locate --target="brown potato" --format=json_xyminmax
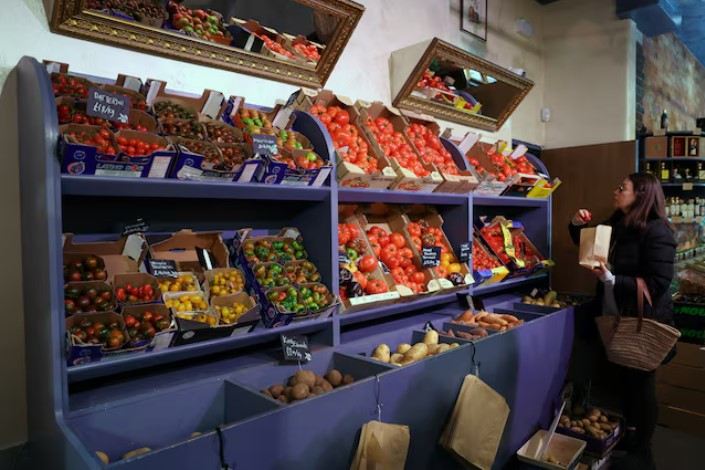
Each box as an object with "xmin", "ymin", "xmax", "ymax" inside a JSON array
[
  {"xmin": 269, "ymin": 384, "xmax": 284, "ymax": 398},
  {"xmin": 283, "ymin": 386, "xmax": 293, "ymax": 399},
  {"xmin": 343, "ymin": 374, "xmax": 354, "ymax": 385},
  {"xmin": 321, "ymin": 380, "xmax": 333, "ymax": 392},
  {"xmin": 423, "ymin": 330, "xmax": 439, "ymax": 345},
  {"xmin": 122, "ymin": 448, "xmax": 151, "ymax": 460},
  {"xmin": 292, "ymin": 383, "xmax": 310, "ymax": 400},
  {"xmin": 261, "ymin": 389, "xmax": 273, "ymax": 398},
  {"xmin": 589, "ymin": 415, "xmax": 599, "ymax": 422},
  {"xmin": 570, "ymin": 426, "xmax": 585, "ymax": 434},
  {"xmin": 390, "ymin": 353, "xmax": 403, "ymax": 364},
  {"xmin": 312, "ymin": 385, "xmax": 325, "ymax": 395},
  {"xmin": 277, "ymin": 394, "xmax": 289, "ymax": 404},
  {"xmin": 372, "ymin": 344, "xmax": 391, "ymax": 362},
  {"xmin": 95, "ymin": 451, "xmax": 109, "ymax": 464},
  {"xmin": 325, "ymin": 370, "xmax": 343, "ymax": 387},
  {"xmin": 294, "ymin": 370, "xmax": 316, "ymax": 388},
  {"xmin": 600, "ymin": 415, "xmax": 608, "ymax": 423},
  {"xmin": 397, "ymin": 343, "xmax": 412, "ymax": 354},
  {"xmin": 315, "ymin": 375, "xmax": 326, "ymax": 387},
  {"xmin": 581, "ymin": 418, "xmax": 591, "ymax": 427}
]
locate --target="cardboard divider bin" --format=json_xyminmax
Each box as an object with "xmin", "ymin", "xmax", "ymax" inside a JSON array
[
  {"xmin": 100, "ymin": 83, "xmax": 149, "ymax": 112},
  {"xmin": 62, "ymin": 251, "xmax": 110, "ymax": 283},
  {"xmin": 470, "ymin": 235, "xmax": 509, "ymax": 286},
  {"xmin": 556, "ymin": 413, "xmax": 623, "ymax": 456},
  {"xmin": 257, "ymin": 148, "xmax": 332, "ymax": 187},
  {"xmin": 355, "ymin": 207, "xmax": 441, "ymax": 299},
  {"xmin": 200, "ymin": 116, "xmax": 245, "ymax": 144},
  {"xmin": 226, "ymin": 17, "xmax": 266, "ymax": 53},
  {"xmin": 210, "ymin": 292, "xmax": 261, "ymax": 329},
  {"xmin": 202, "ymin": 267, "xmax": 247, "ymax": 299},
  {"xmin": 159, "ymin": 118, "xmax": 208, "ymax": 140},
  {"xmin": 356, "ymin": 100, "xmax": 443, "ymax": 192},
  {"xmin": 113, "ymin": 272, "xmax": 163, "ymax": 306},
  {"xmin": 112, "ymin": 109, "xmax": 159, "ymax": 132},
  {"xmin": 63, "ymin": 233, "xmax": 148, "ymax": 279},
  {"xmin": 439, "ymin": 322, "xmax": 500, "ymax": 342},
  {"xmin": 65, "ymin": 380, "xmax": 279, "ymax": 467},
  {"xmin": 149, "ymin": 230, "xmax": 230, "ymax": 274},
  {"xmin": 65, "ymin": 311, "xmax": 129, "ymax": 366},
  {"xmin": 284, "ymin": 34, "xmax": 325, "ymax": 64},
  {"xmin": 213, "ymin": 143, "xmax": 263, "ymax": 183},
  {"xmin": 361, "ymin": 328, "xmax": 465, "ymax": 368},
  {"xmin": 121, "ymin": 303, "xmax": 177, "ymax": 351},
  {"xmin": 64, "ymin": 280, "xmax": 118, "ymax": 314},
  {"xmin": 145, "ymin": 80, "xmax": 225, "ymax": 121},
  {"xmin": 401, "ymin": 209, "xmax": 474, "ymax": 292}
]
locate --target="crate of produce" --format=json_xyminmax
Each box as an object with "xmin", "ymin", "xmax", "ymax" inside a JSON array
[
  {"xmin": 59, "ymin": 124, "xmax": 176, "ymax": 178},
  {"xmin": 357, "ymin": 100, "xmax": 443, "ymax": 192},
  {"xmin": 257, "ymin": 148, "xmax": 332, "ymax": 187},
  {"xmin": 556, "ymin": 406, "xmax": 623, "ymax": 456},
  {"xmin": 337, "ymin": 214, "xmax": 403, "ymax": 312},
  {"xmin": 515, "ymin": 291, "xmax": 593, "ymax": 315},
  {"xmin": 149, "ymin": 230, "xmax": 230, "ymax": 273},
  {"xmin": 470, "ymin": 235, "xmax": 509, "ymax": 285},
  {"xmin": 437, "ymin": 322, "xmax": 499, "ymax": 343},
  {"xmin": 291, "ymin": 89, "xmax": 398, "ymax": 190},
  {"xmin": 65, "ymin": 312, "xmax": 129, "ymax": 366},
  {"xmin": 63, "ymin": 233, "xmax": 149, "ymax": 279},
  {"xmin": 367, "ymin": 329, "xmax": 463, "ymax": 367},
  {"xmin": 113, "ymin": 272, "xmax": 162, "ymax": 306},
  {"xmin": 202, "ymin": 267, "xmax": 247, "ymax": 299},
  {"xmin": 121, "ymin": 304, "xmax": 177, "ymax": 351},
  {"xmin": 516, "ymin": 429, "xmax": 586, "ymax": 470},
  {"xmin": 155, "ymin": 272, "xmax": 201, "ymax": 295},
  {"xmin": 285, "ymin": 34, "xmax": 324, "ymax": 65},
  {"xmin": 402, "ymin": 208, "xmax": 474, "ymax": 291},
  {"xmin": 402, "ymin": 111, "xmax": 479, "ymax": 194},
  {"xmin": 145, "ymin": 80, "xmax": 225, "ymax": 121},
  {"xmin": 448, "ymin": 309, "xmax": 541, "ymax": 332},
  {"xmin": 210, "ymin": 291, "xmax": 260, "ymax": 329},
  {"xmin": 63, "ymin": 281, "xmax": 117, "ymax": 316}
]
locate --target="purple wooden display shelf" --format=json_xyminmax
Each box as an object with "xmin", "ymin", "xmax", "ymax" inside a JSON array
[
  {"xmin": 473, "ymin": 194, "xmax": 549, "ymax": 206},
  {"xmin": 61, "ymin": 175, "xmax": 331, "ymax": 201},
  {"xmin": 472, "ymin": 273, "xmax": 549, "ymax": 296},
  {"xmin": 67, "ymin": 316, "xmax": 335, "ymax": 383},
  {"xmin": 338, "ymin": 290, "xmax": 467, "ymax": 327},
  {"xmin": 339, "ymin": 187, "xmax": 468, "ymax": 204}
]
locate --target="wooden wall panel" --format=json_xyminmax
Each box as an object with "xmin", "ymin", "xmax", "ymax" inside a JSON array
[{"xmin": 543, "ymin": 141, "xmax": 637, "ymax": 294}]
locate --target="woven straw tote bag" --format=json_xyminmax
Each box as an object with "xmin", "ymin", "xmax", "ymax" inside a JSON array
[{"xmin": 595, "ymin": 278, "xmax": 680, "ymax": 371}]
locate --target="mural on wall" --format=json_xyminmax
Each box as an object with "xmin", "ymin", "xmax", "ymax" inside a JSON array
[
  {"xmin": 461, "ymin": 0, "xmax": 487, "ymax": 41},
  {"xmin": 641, "ymin": 33, "xmax": 705, "ymax": 132}
]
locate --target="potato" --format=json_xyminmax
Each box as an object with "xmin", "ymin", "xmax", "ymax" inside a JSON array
[
  {"xmin": 269, "ymin": 384, "xmax": 284, "ymax": 398},
  {"xmin": 321, "ymin": 380, "xmax": 333, "ymax": 392},
  {"xmin": 570, "ymin": 420, "xmax": 578, "ymax": 428},
  {"xmin": 449, "ymin": 343, "xmax": 459, "ymax": 349},
  {"xmin": 122, "ymin": 448, "xmax": 151, "ymax": 460},
  {"xmin": 581, "ymin": 418, "xmax": 591, "ymax": 427},
  {"xmin": 95, "ymin": 451, "xmax": 109, "ymax": 464},
  {"xmin": 315, "ymin": 375, "xmax": 326, "ymax": 387},
  {"xmin": 404, "ymin": 343, "xmax": 428, "ymax": 361},
  {"xmin": 343, "ymin": 374, "xmax": 354, "ymax": 385},
  {"xmin": 599, "ymin": 423, "xmax": 612, "ymax": 432},
  {"xmin": 608, "ymin": 422, "xmax": 619, "ymax": 430},
  {"xmin": 283, "ymin": 386, "xmax": 293, "ymax": 399},
  {"xmin": 600, "ymin": 415, "xmax": 608, "ymax": 423},
  {"xmin": 397, "ymin": 343, "xmax": 412, "ymax": 354},
  {"xmin": 399, "ymin": 357, "xmax": 416, "ymax": 366},
  {"xmin": 437, "ymin": 344, "xmax": 451, "ymax": 354},
  {"xmin": 423, "ymin": 330, "xmax": 439, "ymax": 345},
  {"xmin": 570, "ymin": 426, "xmax": 585, "ymax": 434},
  {"xmin": 294, "ymin": 370, "xmax": 316, "ymax": 388},
  {"xmin": 261, "ymin": 389, "xmax": 273, "ymax": 398},
  {"xmin": 277, "ymin": 394, "xmax": 289, "ymax": 404},
  {"xmin": 190, "ymin": 432, "xmax": 202, "ymax": 438},
  {"xmin": 312, "ymin": 385, "xmax": 325, "ymax": 395},
  {"xmin": 390, "ymin": 353, "xmax": 403, "ymax": 364},
  {"xmin": 292, "ymin": 383, "xmax": 310, "ymax": 400},
  {"xmin": 325, "ymin": 370, "xmax": 342, "ymax": 387},
  {"xmin": 427, "ymin": 344, "xmax": 441, "ymax": 356},
  {"xmin": 372, "ymin": 344, "xmax": 391, "ymax": 362},
  {"xmin": 589, "ymin": 415, "xmax": 599, "ymax": 422}
]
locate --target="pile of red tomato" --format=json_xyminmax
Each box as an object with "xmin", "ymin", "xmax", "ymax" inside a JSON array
[
  {"xmin": 116, "ymin": 282, "xmax": 158, "ymax": 303},
  {"xmin": 294, "ymin": 43, "xmax": 321, "ymax": 62},
  {"xmin": 417, "ymin": 69, "xmax": 451, "ymax": 93},
  {"xmin": 366, "ymin": 226, "xmax": 427, "ymax": 294},
  {"xmin": 117, "ymin": 136, "xmax": 166, "ymax": 157},
  {"xmin": 310, "ymin": 104, "xmax": 379, "ymax": 174},
  {"xmin": 480, "ymin": 226, "xmax": 540, "ymax": 268},
  {"xmin": 406, "ymin": 123, "xmax": 459, "ymax": 175},
  {"xmin": 65, "ymin": 128, "xmax": 118, "ymax": 155},
  {"xmin": 338, "ymin": 223, "xmax": 389, "ymax": 303},
  {"xmin": 472, "ymin": 242, "xmax": 501, "ymax": 271},
  {"xmin": 467, "ymin": 150, "xmax": 537, "ymax": 183},
  {"xmin": 366, "ymin": 116, "xmax": 428, "ymax": 177},
  {"xmin": 52, "ymin": 74, "xmax": 90, "ymax": 99},
  {"xmin": 257, "ymin": 34, "xmax": 296, "ymax": 59}
]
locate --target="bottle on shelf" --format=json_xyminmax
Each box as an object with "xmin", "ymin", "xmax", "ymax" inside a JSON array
[
  {"xmin": 685, "ymin": 167, "xmax": 693, "ymax": 182},
  {"xmin": 661, "ymin": 109, "xmax": 668, "ymax": 130},
  {"xmin": 698, "ymin": 163, "xmax": 705, "ymax": 181},
  {"xmin": 673, "ymin": 166, "xmax": 682, "ymax": 181},
  {"xmin": 645, "ymin": 162, "xmax": 654, "ymax": 177},
  {"xmin": 659, "ymin": 162, "xmax": 670, "ymax": 182}
]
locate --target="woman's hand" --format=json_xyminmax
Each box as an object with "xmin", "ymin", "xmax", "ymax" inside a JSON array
[
  {"xmin": 571, "ymin": 209, "xmax": 592, "ymax": 226},
  {"xmin": 592, "ymin": 262, "xmax": 610, "ymax": 279}
]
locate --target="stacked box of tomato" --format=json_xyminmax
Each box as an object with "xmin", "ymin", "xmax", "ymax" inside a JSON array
[
  {"xmin": 298, "ymin": 89, "xmax": 397, "ymax": 189},
  {"xmin": 403, "ymin": 113, "xmax": 479, "ymax": 194},
  {"xmin": 471, "ymin": 235, "xmax": 509, "ymax": 285},
  {"xmin": 233, "ymin": 228, "xmax": 339, "ymax": 327},
  {"xmin": 476, "ymin": 216, "xmax": 553, "ymax": 279},
  {"xmin": 357, "ymin": 101, "xmax": 443, "ymax": 192},
  {"xmin": 402, "ymin": 209, "xmax": 474, "ymax": 292}
]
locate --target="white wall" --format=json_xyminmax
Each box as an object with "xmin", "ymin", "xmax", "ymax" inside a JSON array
[
  {"xmin": 542, "ymin": 0, "xmax": 637, "ymax": 149},
  {"xmin": 0, "ymin": 0, "xmax": 550, "ymax": 450}
]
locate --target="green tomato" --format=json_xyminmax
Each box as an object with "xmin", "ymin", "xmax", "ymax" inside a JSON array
[
  {"xmin": 306, "ymin": 152, "xmax": 317, "ymax": 162},
  {"xmin": 254, "ymin": 118, "xmax": 263, "ymax": 127},
  {"xmin": 243, "ymin": 118, "xmax": 254, "ymax": 126},
  {"xmin": 178, "ymin": 18, "xmax": 190, "ymax": 26},
  {"xmin": 207, "ymin": 15, "xmax": 218, "ymax": 24},
  {"xmin": 346, "ymin": 248, "xmax": 358, "ymax": 261},
  {"xmin": 295, "ymin": 142, "xmax": 303, "ymax": 150},
  {"xmin": 185, "ymin": 26, "xmax": 194, "ymax": 33}
]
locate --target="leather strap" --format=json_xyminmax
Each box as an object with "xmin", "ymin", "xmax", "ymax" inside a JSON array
[{"xmin": 636, "ymin": 277, "xmax": 653, "ymax": 332}]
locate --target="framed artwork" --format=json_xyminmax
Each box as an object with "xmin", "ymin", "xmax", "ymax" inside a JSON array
[{"xmin": 461, "ymin": 0, "xmax": 487, "ymax": 41}]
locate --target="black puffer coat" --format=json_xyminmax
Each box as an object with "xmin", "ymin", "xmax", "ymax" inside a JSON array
[{"xmin": 569, "ymin": 211, "xmax": 676, "ymax": 325}]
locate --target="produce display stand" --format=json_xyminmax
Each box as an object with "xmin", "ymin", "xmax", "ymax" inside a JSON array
[{"xmin": 17, "ymin": 56, "xmax": 572, "ymax": 469}]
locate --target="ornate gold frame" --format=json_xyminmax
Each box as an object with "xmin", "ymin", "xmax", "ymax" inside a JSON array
[
  {"xmin": 50, "ymin": 0, "xmax": 364, "ymax": 88},
  {"xmin": 392, "ymin": 38, "xmax": 533, "ymax": 132}
]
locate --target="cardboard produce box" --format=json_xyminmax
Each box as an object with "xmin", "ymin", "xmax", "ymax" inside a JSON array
[
  {"xmin": 121, "ymin": 303, "xmax": 177, "ymax": 351},
  {"xmin": 65, "ymin": 312, "xmax": 129, "ymax": 366},
  {"xmin": 144, "ymin": 80, "xmax": 226, "ymax": 121},
  {"xmin": 356, "ymin": 100, "xmax": 442, "ymax": 192},
  {"xmin": 63, "ymin": 233, "xmax": 148, "ymax": 280},
  {"xmin": 149, "ymin": 230, "xmax": 230, "ymax": 273}
]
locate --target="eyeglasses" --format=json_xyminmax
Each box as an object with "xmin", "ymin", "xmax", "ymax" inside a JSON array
[{"xmin": 617, "ymin": 184, "xmax": 629, "ymax": 192}]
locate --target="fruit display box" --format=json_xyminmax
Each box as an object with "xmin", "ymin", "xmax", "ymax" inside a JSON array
[
  {"xmin": 511, "ymin": 292, "xmax": 593, "ymax": 315},
  {"xmin": 464, "ymin": 140, "xmax": 516, "ymax": 196},
  {"xmin": 291, "ymin": 88, "xmax": 398, "ymax": 190},
  {"xmin": 168, "ymin": 138, "xmax": 262, "ymax": 183},
  {"xmin": 471, "ymin": 235, "xmax": 509, "ymax": 286},
  {"xmin": 285, "ymin": 34, "xmax": 325, "ymax": 64},
  {"xmin": 476, "ymin": 216, "xmax": 552, "ymax": 279},
  {"xmin": 556, "ymin": 411, "xmax": 623, "ymax": 456},
  {"xmin": 65, "ymin": 311, "xmax": 129, "ymax": 366},
  {"xmin": 144, "ymin": 80, "xmax": 226, "ymax": 121},
  {"xmin": 256, "ymin": 149, "xmax": 332, "ymax": 187},
  {"xmin": 400, "ymin": 207, "xmax": 474, "ymax": 292},
  {"xmin": 338, "ymin": 210, "xmax": 404, "ymax": 312},
  {"xmin": 63, "ymin": 280, "xmax": 118, "ymax": 315},
  {"xmin": 232, "ymin": 228, "xmax": 337, "ymax": 327},
  {"xmin": 401, "ymin": 111, "xmax": 479, "ymax": 194},
  {"xmin": 149, "ymin": 230, "xmax": 231, "ymax": 274},
  {"xmin": 357, "ymin": 100, "xmax": 443, "ymax": 192},
  {"xmin": 113, "ymin": 272, "xmax": 162, "ymax": 306},
  {"xmin": 355, "ymin": 207, "xmax": 442, "ymax": 298},
  {"xmin": 59, "ymin": 124, "xmax": 176, "ymax": 178},
  {"xmin": 227, "ymin": 19, "xmax": 302, "ymax": 65},
  {"xmin": 209, "ymin": 292, "xmax": 261, "ymax": 331},
  {"xmin": 121, "ymin": 303, "xmax": 177, "ymax": 351}
]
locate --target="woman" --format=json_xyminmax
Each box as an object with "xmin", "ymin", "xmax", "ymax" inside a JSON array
[{"xmin": 569, "ymin": 173, "xmax": 676, "ymax": 470}]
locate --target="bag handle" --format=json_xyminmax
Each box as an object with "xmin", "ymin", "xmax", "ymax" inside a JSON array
[{"xmin": 635, "ymin": 277, "xmax": 653, "ymax": 332}]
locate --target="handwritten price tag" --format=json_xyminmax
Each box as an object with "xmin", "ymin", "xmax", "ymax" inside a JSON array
[
  {"xmin": 280, "ymin": 334, "xmax": 312, "ymax": 362},
  {"xmin": 87, "ymin": 87, "xmax": 130, "ymax": 123}
]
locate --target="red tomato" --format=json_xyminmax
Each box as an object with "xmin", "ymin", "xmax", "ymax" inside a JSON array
[
  {"xmin": 347, "ymin": 224, "xmax": 360, "ymax": 240},
  {"xmin": 365, "ymin": 279, "xmax": 388, "ymax": 294},
  {"xmin": 358, "ymin": 255, "xmax": 377, "ymax": 273},
  {"xmin": 368, "ymin": 226, "xmax": 386, "ymax": 238},
  {"xmin": 407, "ymin": 222, "xmax": 422, "ymax": 237},
  {"xmin": 411, "ymin": 272, "xmax": 425, "ymax": 284},
  {"xmin": 404, "ymin": 265, "xmax": 417, "ymax": 276},
  {"xmin": 377, "ymin": 233, "xmax": 390, "ymax": 247},
  {"xmin": 389, "ymin": 233, "xmax": 406, "ymax": 248},
  {"xmin": 353, "ymin": 271, "xmax": 368, "ymax": 289},
  {"xmin": 338, "ymin": 224, "xmax": 350, "ymax": 245}
]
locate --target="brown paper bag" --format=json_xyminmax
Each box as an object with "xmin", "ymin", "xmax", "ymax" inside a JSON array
[
  {"xmin": 579, "ymin": 225, "xmax": 612, "ymax": 270},
  {"xmin": 441, "ymin": 374, "xmax": 510, "ymax": 470},
  {"xmin": 351, "ymin": 420, "xmax": 410, "ymax": 470}
]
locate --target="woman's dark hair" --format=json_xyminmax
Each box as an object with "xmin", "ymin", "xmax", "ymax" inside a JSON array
[{"xmin": 623, "ymin": 172, "xmax": 675, "ymax": 232}]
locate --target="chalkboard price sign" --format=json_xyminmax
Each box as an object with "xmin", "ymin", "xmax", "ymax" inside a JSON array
[
  {"xmin": 280, "ymin": 334, "xmax": 312, "ymax": 362},
  {"xmin": 87, "ymin": 87, "xmax": 130, "ymax": 123},
  {"xmin": 252, "ymin": 134, "xmax": 278, "ymax": 157},
  {"xmin": 458, "ymin": 242, "xmax": 471, "ymax": 262},
  {"xmin": 422, "ymin": 246, "xmax": 441, "ymax": 267},
  {"xmin": 148, "ymin": 259, "xmax": 179, "ymax": 279}
]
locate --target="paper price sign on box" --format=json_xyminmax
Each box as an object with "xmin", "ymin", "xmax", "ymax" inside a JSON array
[
  {"xmin": 422, "ymin": 246, "xmax": 441, "ymax": 267},
  {"xmin": 148, "ymin": 259, "xmax": 178, "ymax": 279},
  {"xmin": 87, "ymin": 87, "xmax": 131, "ymax": 123},
  {"xmin": 280, "ymin": 334, "xmax": 312, "ymax": 362}
]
